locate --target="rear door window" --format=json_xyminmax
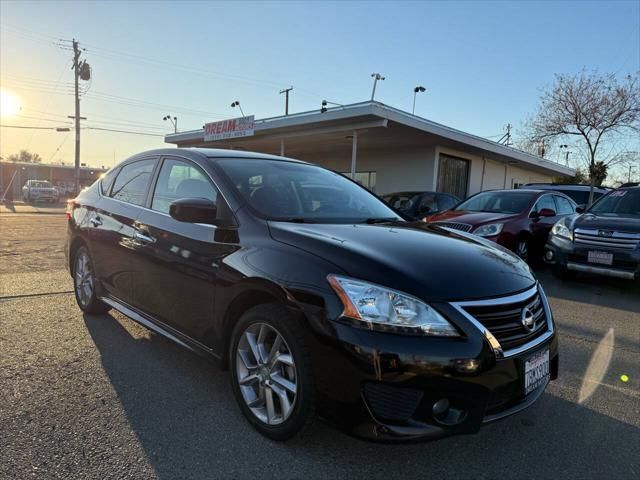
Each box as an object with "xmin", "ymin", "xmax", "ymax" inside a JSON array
[
  {"xmin": 110, "ymin": 159, "xmax": 156, "ymax": 206},
  {"xmin": 100, "ymin": 167, "xmax": 119, "ymax": 196}
]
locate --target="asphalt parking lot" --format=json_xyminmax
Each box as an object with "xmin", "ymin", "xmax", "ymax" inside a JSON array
[{"xmin": 1, "ymin": 213, "xmax": 638, "ymax": 480}]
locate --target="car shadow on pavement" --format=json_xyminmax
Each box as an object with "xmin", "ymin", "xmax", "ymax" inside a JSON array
[
  {"xmin": 84, "ymin": 313, "xmax": 639, "ymax": 480},
  {"xmin": 533, "ymin": 266, "xmax": 640, "ymax": 313}
]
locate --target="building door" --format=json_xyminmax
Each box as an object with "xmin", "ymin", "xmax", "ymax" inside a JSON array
[{"xmin": 437, "ymin": 154, "xmax": 470, "ymax": 199}]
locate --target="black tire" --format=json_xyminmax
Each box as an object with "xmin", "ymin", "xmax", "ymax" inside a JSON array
[
  {"xmin": 229, "ymin": 303, "xmax": 316, "ymax": 441},
  {"xmin": 73, "ymin": 245, "xmax": 110, "ymax": 314}
]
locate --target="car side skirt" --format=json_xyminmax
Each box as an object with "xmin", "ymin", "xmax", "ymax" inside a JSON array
[{"xmin": 100, "ymin": 295, "xmax": 221, "ymax": 361}]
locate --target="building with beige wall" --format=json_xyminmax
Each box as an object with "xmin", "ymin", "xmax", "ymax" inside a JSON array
[{"xmin": 165, "ymin": 101, "xmax": 573, "ymax": 198}]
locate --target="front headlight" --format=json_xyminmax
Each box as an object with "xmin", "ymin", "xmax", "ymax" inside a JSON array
[
  {"xmin": 327, "ymin": 275, "xmax": 459, "ymax": 336},
  {"xmin": 551, "ymin": 218, "xmax": 573, "ymax": 240},
  {"xmin": 473, "ymin": 223, "xmax": 504, "ymax": 237}
]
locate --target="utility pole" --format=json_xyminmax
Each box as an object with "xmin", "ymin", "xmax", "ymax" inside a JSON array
[
  {"xmin": 73, "ymin": 39, "xmax": 81, "ymax": 195},
  {"xmin": 498, "ymin": 123, "xmax": 512, "ymax": 146},
  {"xmin": 280, "ymin": 86, "xmax": 293, "ymax": 115}
]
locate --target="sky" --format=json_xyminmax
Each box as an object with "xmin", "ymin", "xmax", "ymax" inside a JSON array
[{"xmin": 1, "ymin": 0, "xmax": 639, "ymax": 173}]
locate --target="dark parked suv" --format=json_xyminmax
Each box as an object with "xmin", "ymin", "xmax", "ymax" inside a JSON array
[
  {"xmin": 66, "ymin": 148, "xmax": 558, "ymax": 441},
  {"xmin": 545, "ymin": 185, "xmax": 640, "ymax": 280}
]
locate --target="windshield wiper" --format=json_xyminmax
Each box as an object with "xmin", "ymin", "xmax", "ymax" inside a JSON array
[
  {"xmin": 279, "ymin": 217, "xmax": 316, "ymax": 223},
  {"xmin": 362, "ymin": 217, "xmax": 399, "ymax": 224}
]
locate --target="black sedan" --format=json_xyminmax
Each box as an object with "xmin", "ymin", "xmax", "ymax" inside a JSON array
[
  {"xmin": 65, "ymin": 148, "xmax": 557, "ymax": 442},
  {"xmin": 382, "ymin": 191, "xmax": 460, "ymax": 220}
]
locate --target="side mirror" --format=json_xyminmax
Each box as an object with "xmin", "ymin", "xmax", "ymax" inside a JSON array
[
  {"xmin": 576, "ymin": 204, "xmax": 586, "ymax": 213},
  {"xmin": 538, "ymin": 208, "xmax": 556, "ymax": 218},
  {"xmin": 169, "ymin": 197, "xmax": 218, "ymax": 224}
]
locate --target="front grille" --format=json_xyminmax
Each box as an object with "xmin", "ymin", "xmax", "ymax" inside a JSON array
[
  {"xmin": 432, "ymin": 222, "xmax": 473, "ymax": 233},
  {"xmin": 458, "ymin": 287, "xmax": 548, "ymax": 351},
  {"xmin": 574, "ymin": 228, "xmax": 640, "ymax": 250},
  {"xmin": 363, "ymin": 383, "xmax": 423, "ymax": 421}
]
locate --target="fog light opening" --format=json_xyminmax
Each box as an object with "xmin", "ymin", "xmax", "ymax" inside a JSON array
[{"xmin": 432, "ymin": 398, "xmax": 466, "ymax": 426}]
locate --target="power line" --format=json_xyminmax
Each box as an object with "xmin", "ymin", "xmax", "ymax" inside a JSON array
[
  {"xmin": 82, "ymin": 126, "xmax": 166, "ymax": 137},
  {"xmin": 0, "ymin": 125, "xmax": 65, "ymax": 130}
]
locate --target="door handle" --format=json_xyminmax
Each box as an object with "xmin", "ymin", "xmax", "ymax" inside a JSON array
[
  {"xmin": 133, "ymin": 229, "xmax": 155, "ymax": 244},
  {"xmin": 90, "ymin": 216, "xmax": 102, "ymax": 227}
]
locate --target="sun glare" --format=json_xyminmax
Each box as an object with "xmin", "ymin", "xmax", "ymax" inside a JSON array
[{"xmin": 0, "ymin": 89, "xmax": 22, "ymax": 117}]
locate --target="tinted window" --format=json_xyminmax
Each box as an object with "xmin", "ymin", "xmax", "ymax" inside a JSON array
[
  {"xmin": 216, "ymin": 158, "xmax": 399, "ymax": 223},
  {"xmin": 534, "ymin": 195, "xmax": 557, "ymax": 214},
  {"xmin": 437, "ymin": 194, "xmax": 458, "ymax": 211},
  {"xmin": 382, "ymin": 193, "xmax": 420, "ymax": 213},
  {"xmin": 418, "ymin": 194, "xmax": 439, "ymax": 213},
  {"xmin": 554, "ymin": 195, "xmax": 575, "ymax": 215},
  {"xmin": 455, "ymin": 191, "xmax": 535, "ymax": 214},
  {"xmin": 110, "ymin": 159, "xmax": 155, "ymax": 206},
  {"xmin": 100, "ymin": 168, "xmax": 119, "ymax": 195},
  {"xmin": 152, "ymin": 159, "xmax": 218, "ymax": 214},
  {"xmin": 589, "ymin": 189, "xmax": 640, "ymax": 217}
]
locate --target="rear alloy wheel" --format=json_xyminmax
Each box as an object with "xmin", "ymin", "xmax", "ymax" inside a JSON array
[
  {"xmin": 73, "ymin": 246, "xmax": 110, "ymax": 314},
  {"xmin": 230, "ymin": 304, "xmax": 315, "ymax": 440}
]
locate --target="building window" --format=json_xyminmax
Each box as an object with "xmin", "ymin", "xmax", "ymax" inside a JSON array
[
  {"xmin": 340, "ymin": 171, "xmax": 377, "ymax": 191},
  {"xmin": 437, "ymin": 154, "xmax": 469, "ymax": 199}
]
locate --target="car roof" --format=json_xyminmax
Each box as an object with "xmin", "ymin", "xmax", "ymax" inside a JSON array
[
  {"xmin": 124, "ymin": 147, "xmax": 308, "ymax": 165},
  {"xmin": 384, "ymin": 191, "xmax": 448, "ymax": 196},
  {"xmin": 521, "ymin": 183, "xmax": 609, "ymax": 191}
]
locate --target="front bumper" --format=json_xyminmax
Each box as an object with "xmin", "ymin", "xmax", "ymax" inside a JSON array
[
  {"xmin": 545, "ymin": 235, "xmax": 640, "ymax": 280},
  {"xmin": 311, "ymin": 288, "xmax": 558, "ymax": 442}
]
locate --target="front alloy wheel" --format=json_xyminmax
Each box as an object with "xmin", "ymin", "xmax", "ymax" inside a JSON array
[
  {"xmin": 516, "ymin": 239, "xmax": 529, "ymax": 262},
  {"xmin": 236, "ymin": 323, "xmax": 297, "ymax": 425},
  {"xmin": 230, "ymin": 304, "xmax": 315, "ymax": 440}
]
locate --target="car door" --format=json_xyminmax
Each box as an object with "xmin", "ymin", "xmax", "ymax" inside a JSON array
[
  {"xmin": 530, "ymin": 194, "xmax": 559, "ymax": 248},
  {"xmin": 89, "ymin": 157, "xmax": 157, "ymax": 306},
  {"xmin": 132, "ymin": 156, "xmax": 235, "ymax": 341}
]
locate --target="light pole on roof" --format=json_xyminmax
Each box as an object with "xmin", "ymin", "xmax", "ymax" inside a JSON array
[
  {"xmin": 370, "ymin": 73, "xmax": 385, "ymax": 101},
  {"xmin": 231, "ymin": 101, "xmax": 245, "ymax": 117},
  {"xmin": 412, "ymin": 86, "xmax": 426, "ymax": 114}
]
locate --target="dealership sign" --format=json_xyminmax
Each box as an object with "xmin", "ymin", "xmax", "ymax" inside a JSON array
[{"xmin": 204, "ymin": 115, "xmax": 255, "ymax": 142}]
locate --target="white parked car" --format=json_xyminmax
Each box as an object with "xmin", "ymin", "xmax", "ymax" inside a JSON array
[{"xmin": 22, "ymin": 180, "xmax": 59, "ymax": 203}]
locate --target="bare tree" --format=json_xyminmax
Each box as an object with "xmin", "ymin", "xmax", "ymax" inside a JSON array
[
  {"xmin": 526, "ymin": 71, "xmax": 640, "ymax": 204},
  {"xmin": 8, "ymin": 150, "xmax": 43, "ymax": 164}
]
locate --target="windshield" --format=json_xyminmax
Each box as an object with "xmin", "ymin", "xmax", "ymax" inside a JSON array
[
  {"xmin": 216, "ymin": 158, "xmax": 401, "ymax": 223},
  {"xmin": 455, "ymin": 191, "xmax": 535, "ymax": 214},
  {"xmin": 382, "ymin": 193, "xmax": 421, "ymax": 213},
  {"xmin": 588, "ymin": 189, "xmax": 640, "ymax": 217},
  {"xmin": 31, "ymin": 181, "xmax": 53, "ymax": 188}
]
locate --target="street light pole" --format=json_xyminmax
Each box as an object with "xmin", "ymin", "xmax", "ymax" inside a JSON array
[
  {"xmin": 280, "ymin": 86, "xmax": 293, "ymax": 115},
  {"xmin": 370, "ymin": 73, "xmax": 385, "ymax": 101},
  {"xmin": 163, "ymin": 115, "xmax": 178, "ymax": 133},
  {"xmin": 412, "ymin": 86, "xmax": 426, "ymax": 114},
  {"xmin": 231, "ymin": 101, "xmax": 245, "ymax": 117}
]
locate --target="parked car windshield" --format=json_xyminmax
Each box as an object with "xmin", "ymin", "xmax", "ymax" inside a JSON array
[
  {"xmin": 455, "ymin": 191, "xmax": 535, "ymax": 214},
  {"xmin": 588, "ymin": 189, "xmax": 640, "ymax": 217},
  {"xmin": 215, "ymin": 158, "xmax": 401, "ymax": 223},
  {"xmin": 31, "ymin": 181, "xmax": 53, "ymax": 188}
]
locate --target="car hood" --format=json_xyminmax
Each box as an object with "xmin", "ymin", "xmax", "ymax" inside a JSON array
[
  {"xmin": 268, "ymin": 221, "xmax": 535, "ymax": 302},
  {"xmin": 570, "ymin": 213, "xmax": 640, "ymax": 233},
  {"xmin": 428, "ymin": 210, "xmax": 519, "ymax": 227}
]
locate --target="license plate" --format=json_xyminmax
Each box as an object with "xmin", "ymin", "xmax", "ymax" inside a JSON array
[
  {"xmin": 588, "ymin": 251, "xmax": 613, "ymax": 265},
  {"xmin": 524, "ymin": 349, "xmax": 550, "ymax": 395}
]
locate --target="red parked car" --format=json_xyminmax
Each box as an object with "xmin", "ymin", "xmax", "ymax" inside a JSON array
[{"xmin": 427, "ymin": 189, "xmax": 577, "ymax": 261}]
